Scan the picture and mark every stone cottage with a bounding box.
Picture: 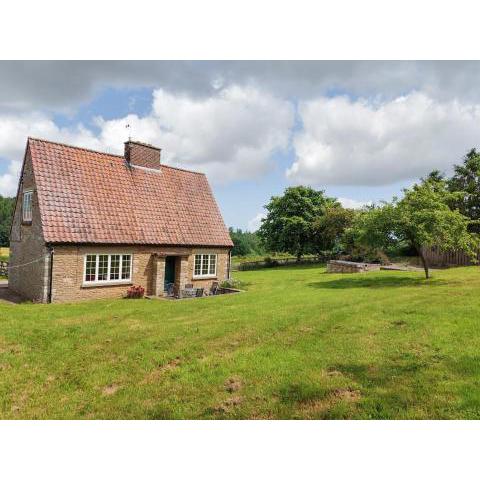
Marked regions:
[9,138,233,303]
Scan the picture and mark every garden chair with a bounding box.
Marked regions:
[182,285,196,298]
[166,282,175,297]
[210,281,219,295]
[195,288,204,297]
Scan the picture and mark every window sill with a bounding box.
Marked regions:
[82,280,133,288]
[192,275,217,280]
[22,221,32,226]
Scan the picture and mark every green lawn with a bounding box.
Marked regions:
[1,265,480,419]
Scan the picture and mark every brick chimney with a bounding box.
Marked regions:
[124,140,161,169]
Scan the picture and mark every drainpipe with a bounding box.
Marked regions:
[47,245,54,303]
[227,249,232,279]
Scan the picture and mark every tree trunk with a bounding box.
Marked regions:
[417,246,430,279]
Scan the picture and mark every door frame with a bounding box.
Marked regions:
[164,255,176,291]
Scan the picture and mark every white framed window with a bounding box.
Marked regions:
[83,254,132,285]
[193,254,217,278]
[22,190,33,222]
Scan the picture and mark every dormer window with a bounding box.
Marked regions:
[22,190,33,222]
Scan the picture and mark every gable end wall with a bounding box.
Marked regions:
[8,149,49,302]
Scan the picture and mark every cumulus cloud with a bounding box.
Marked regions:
[97,86,294,183]
[0,160,22,197]
[0,112,105,195]
[0,85,293,194]
[0,61,217,112]
[6,61,480,113]
[288,92,480,186]
[247,212,266,232]
[337,197,371,209]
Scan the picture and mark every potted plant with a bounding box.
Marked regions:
[126,285,145,299]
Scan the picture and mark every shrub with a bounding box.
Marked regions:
[126,285,145,298]
[220,278,244,289]
[264,256,279,267]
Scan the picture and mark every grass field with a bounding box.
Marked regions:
[1,264,480,419]
[0,246,9,262]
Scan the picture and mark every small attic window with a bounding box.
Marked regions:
[22,190,33,222]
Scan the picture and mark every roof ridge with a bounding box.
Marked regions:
[28,137,206,175]
[28,137,124,159]
[160,163,205,176]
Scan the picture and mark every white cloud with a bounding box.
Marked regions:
[247,211,266,232]
[6,61,480,113]
[0,160,22,197]
[0,112,104,195]
[337,197,371,209]
[0,85,294,195]
[97,86,294,184]
[288,92,480,186]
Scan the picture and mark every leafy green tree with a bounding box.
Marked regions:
[354,182,478,278]
[0,195,15,247]
[447,148,480,233]
[312,205,355,254]
[229,228,264,257]
[422,169,446,193]
[258,186,337,260]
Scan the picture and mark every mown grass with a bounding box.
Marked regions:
[1,265,480,419]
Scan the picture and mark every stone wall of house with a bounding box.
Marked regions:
[50,245,230,303]
[9,149,50,302]
[187,248,230,290]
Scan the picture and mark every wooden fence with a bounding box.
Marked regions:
[235,255,330,271]
[422,246,480,267]
[0,261,8,277]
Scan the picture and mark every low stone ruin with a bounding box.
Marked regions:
[326,260,381,273]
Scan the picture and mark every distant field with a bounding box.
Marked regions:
[1,264,480,419]
[232,253,316,265]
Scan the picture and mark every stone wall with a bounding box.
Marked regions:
[327,260,381,273]
[50,245,230,303]
[9,149,50,302]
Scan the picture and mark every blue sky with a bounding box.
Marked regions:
[1,61,480,230]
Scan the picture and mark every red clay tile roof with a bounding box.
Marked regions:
[28,138,233,247]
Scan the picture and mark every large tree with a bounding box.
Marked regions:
[0,196,15,247]
[447,148,480,233]
[311,205,355,254]
[258,186,337,260]
[354,181,478,278]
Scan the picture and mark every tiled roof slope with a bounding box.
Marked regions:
[28,138,233,246]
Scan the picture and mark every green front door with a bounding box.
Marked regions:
[164,256,176,290]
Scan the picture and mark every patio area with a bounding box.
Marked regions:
[154,282,242,300]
